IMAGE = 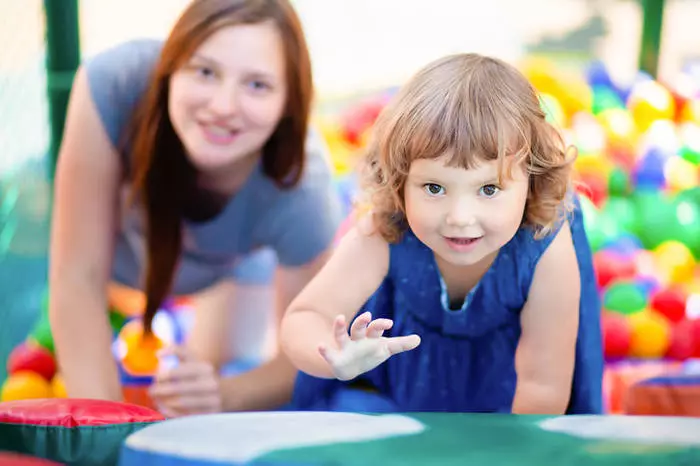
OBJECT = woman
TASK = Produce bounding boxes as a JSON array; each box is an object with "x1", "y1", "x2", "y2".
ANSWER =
[{"x1": 49, "y1": 0, "x2": 341, "y2": 417}]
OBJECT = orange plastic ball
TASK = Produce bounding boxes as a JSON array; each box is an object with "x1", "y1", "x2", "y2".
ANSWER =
[{"x1": 119, "y1": 321, "x2": 164, "y2": 376}]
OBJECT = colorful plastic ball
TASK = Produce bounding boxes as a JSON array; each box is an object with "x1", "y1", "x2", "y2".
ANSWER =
[
  {"x1": 679, "y1": 122, "x2": 700, "y2": 165},
  {"x1": 597, "y1": 108, "x2": 638, "y2": 149},
  {"x1": 680, "y1": 98, "x2": 700, "y2": 124},
  {"x1": 631, "y1": 192, "x2": 678, "y2": 250},
  {"x1": 627, "y1": 80, "x2": 676, "y2": 132},
  {"x1": 603, "y1": 281, "x2": 647, "y2": 315},
  {"x1": 7, "y1": 342, "x2": 57, "y2": 381},
  {"x1": 28, "y1": 318, "x2": 54, "y2": 354},
  {"x1": 607, "y1": 167, "x2": 631, "y2": 197},
  {"x1": 634, "y1": 275, "x2": 661, "y2": 297},
  {"x1": 665, "y1": 319, "x2": 698, "y2": 360},
  {"x1": 591, "y1": 85, "x2": 625, "y2": 115},
  {"x1": 51, "y1": 374, "x2": 67, "y2": 398},
  {"x1": 585, "y1": 61, "x2": 616, "y2": 90},
  {"x1": 665, "y1": 156, "x2": 699, "y2": 192},
  {"x1": 601, "y1": 197, "x2": 636, "y2": 235},
  {"x1": 0, "y1": 371, "x2": 53, "y2": 402},
  {"x1": 593, "y1": 251, "x2": 637, "y2": 289},
  {"x1": 628, "y1": 310, "x2": 671, "y2": 358},
  {"x1": 576, "y1": 173, "x2": 608, "y2": 207},
  {"x1": 119, "y1": 320, "x2": 164, "y2": 377},
  {"x1": 539, "y1": 93, "x2": 566, "y2": 127},
  {"x1": 649, "y1": 287, "x2": 687, "y2": 323},
  {"x1": 574, "y1": 153, "x2": 614, "y2": 180},
  {"x1": 602, "y1": 312, "x2": 631, "y2": 359},
  {"x1": 684, "y1": 294, "x2": 700, "y2": 321},
  {"x1": 601, "y1": 233, "x2": 642, "y2": 257},
  {"x1": 641, "y1": 119, "x2": 681, "y2": 156},
  {"x1": 653, "y1": 240, "x2": 696, "y2": 285},
  {"x1": 633, "y1": 147, "x2": 667, "y2": 191},
  {"x1": 570, "y1": 112, "x2": 606, "y2": 154}
]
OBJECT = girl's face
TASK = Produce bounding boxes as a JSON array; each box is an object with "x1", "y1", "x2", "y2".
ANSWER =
[
  {"x1": 168, "y1": 21, "x2": 287, "y2": 174},
  {"x1": 404, "y1": 155, "x2": 530, "y2": 269}
]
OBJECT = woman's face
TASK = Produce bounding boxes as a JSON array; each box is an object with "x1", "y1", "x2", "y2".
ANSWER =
[{"x1": 168, "y1": 21, "x2": 287, "y2": 174}]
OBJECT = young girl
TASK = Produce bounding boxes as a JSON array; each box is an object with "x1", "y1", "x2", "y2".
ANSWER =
[
  {"x1": 49, "y1": 0, "x2": 341, "y2": 417},
  {"x1": 280, "y1": 53, "x2": 603, "y2": 414}
]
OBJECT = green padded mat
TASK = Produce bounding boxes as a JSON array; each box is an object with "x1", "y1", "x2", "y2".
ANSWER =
[{"x1": 120, "y1": 411, "x2": 700, "y2": 465}]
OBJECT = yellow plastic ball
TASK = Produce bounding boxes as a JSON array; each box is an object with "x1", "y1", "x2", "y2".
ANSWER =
[
  {"x1": 574, "y1": 152, "x2": 614, "y2": 179},
  {"x1": 1, "y1": 371, "x2": 52, "y2": 402},
  {"x1": 51, "y1": 374, "x2": 67, "y2": 398},
  {"x1": 597, "y1": 108, "x2": 638, "y2": 149},
  {"x1": 628, "y1": 310, "x2": 671, "y2": 358},
  {"x1": 653, "y1": 240, "x2": 696, "y2": 285},
  {"x1": 628, "y1": 80, "x2": 676, "y2": 133},
  {"x1": 558, "y1": 78, "x2": 593, "y2": 118}
]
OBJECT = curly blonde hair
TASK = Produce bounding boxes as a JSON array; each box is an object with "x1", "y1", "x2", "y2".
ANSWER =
[{"x1": 358, "y1": 53, "x2": 576, "y2": 243}]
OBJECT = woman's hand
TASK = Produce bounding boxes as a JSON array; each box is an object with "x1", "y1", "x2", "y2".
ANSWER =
[
  {"x1": 318, "y1": 311, "x2": 421, "y2": 381},
  {"x1": 149, "y1": 346, "x2": 223, "y2": 418}
]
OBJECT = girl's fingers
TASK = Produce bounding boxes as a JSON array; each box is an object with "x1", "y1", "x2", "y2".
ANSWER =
[
  {"x1": 349, "y1": 312, "x2": 372, "y2": 340},
  {"x1": 332, "y1": 314, "x2": 351, "y2": 348},
  {"x1": 365, "y1": 318, "x2": 393, "y2": 338},
  {"x1": 385, "y1": 334, "x2": 421, "y2": 356}
]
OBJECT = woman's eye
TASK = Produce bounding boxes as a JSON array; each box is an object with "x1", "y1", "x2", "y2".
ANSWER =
[
  {"x1": 248, "y1": 80, "x2": 271, "y2": 91},
  {"x1": 424, "y1": 183, "x2": 445, "y2": 196},
  {"x1": 480, "y1": 184, "x2": 500, "y2": 197},
  {"x1": 195, "y1": 66, "x2": 215, "y2": 79}
]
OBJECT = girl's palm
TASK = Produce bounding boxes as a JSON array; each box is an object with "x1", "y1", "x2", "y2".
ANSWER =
[{"x1": 318, "y1": 312, "x2": 421, "y2": 381}]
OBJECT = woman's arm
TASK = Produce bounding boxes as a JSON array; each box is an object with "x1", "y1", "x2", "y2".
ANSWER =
[
  {"x1": 49, "y1": 67, "x2": 123, "y2": 401},
  {"x1": 217, "y1": 249, "x2": 333, "y2": 411},
  {"x1": 511, "y1": 220, "x2": 580, "y2": 414},
  {"x1": 280, "y1": 217, "x2": 390, "y2": 379}
]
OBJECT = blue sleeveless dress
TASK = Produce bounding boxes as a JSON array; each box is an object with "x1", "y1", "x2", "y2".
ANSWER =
[{"x1": 291, "y1": 197, "x2": 603, "y2": 414}]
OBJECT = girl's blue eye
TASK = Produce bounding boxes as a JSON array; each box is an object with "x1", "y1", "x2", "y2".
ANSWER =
[
  {"x1": 424, "y1": 183, "x2": 445, "y2": 196},
  {"x1": 480, "y1": 184, "x2": 500, "y2": 197}
]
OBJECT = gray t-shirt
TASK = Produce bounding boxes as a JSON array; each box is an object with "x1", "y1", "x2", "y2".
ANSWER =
[{"x1": 84, "y1": 39, "x2": 342, "y2": 295}]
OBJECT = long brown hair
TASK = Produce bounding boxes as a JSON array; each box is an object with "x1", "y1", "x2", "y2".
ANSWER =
[
  {"x1": 125, "y1": 0, "x2": 313, "y2": 334},
  {"x1": 360, "y1": 53, "x2": 575, "y2": 243}
]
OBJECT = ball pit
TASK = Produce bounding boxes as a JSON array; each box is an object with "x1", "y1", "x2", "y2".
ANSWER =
[{"x1": 1, "y1": 287, "x2": 191, "y2": 406}]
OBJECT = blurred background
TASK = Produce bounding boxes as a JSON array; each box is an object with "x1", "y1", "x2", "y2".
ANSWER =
[{"x1": 2, "y1": 0, "x2": 700, "y2": 416}]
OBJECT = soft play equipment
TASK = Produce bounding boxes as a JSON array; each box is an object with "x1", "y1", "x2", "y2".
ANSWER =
[
  {"x1": 119, "y1": 411, "x2": 700, "y2": 465},
  {"x1": 0, "y1": 398, "x2": 163, "y2": 466},
  {"x1": 1, "y1": 286, "x2": 192, "y2": 410},
  {"x1": 0, "y1": 452, "x2": 62, "y2": 465},
  {"x1": 318, "y1": 58, "x2": 700, "y2": 416}
]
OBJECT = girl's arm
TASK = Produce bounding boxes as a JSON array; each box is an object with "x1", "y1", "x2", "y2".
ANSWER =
[
  {"x1": 280, "y1": 216, "x2": 390, "y2": 378},
  {"x1": 511, "y1": 220, "x2": 580, "y2": 414},
  {"x1": 49, "y1": 67, "x2": 123, "y2": 401}
]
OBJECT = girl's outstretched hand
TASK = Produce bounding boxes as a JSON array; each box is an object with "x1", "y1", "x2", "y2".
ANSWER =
[{"x1": 318, "y1": 311, "x2": 421, "y2": 381}]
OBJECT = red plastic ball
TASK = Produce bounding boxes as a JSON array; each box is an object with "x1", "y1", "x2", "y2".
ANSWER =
[
  {"x1": 593, "y1": 251, "x2": 637, "y2": 289},
  {"x1": 650, "y1": 287, "x2": 687, "y2": 323},
  {"x1": 7, "y1": 342, "x2": 57, "y2": 381},
  {"x1": 665, "y1": 319, "x2": 698, "y2": 360},
  {"x1": 576, "y1": 174, "x2": 608, "y2": 208},
  {"x1": 602, "y1": 311, "x2": 631, "y2": 358}
]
